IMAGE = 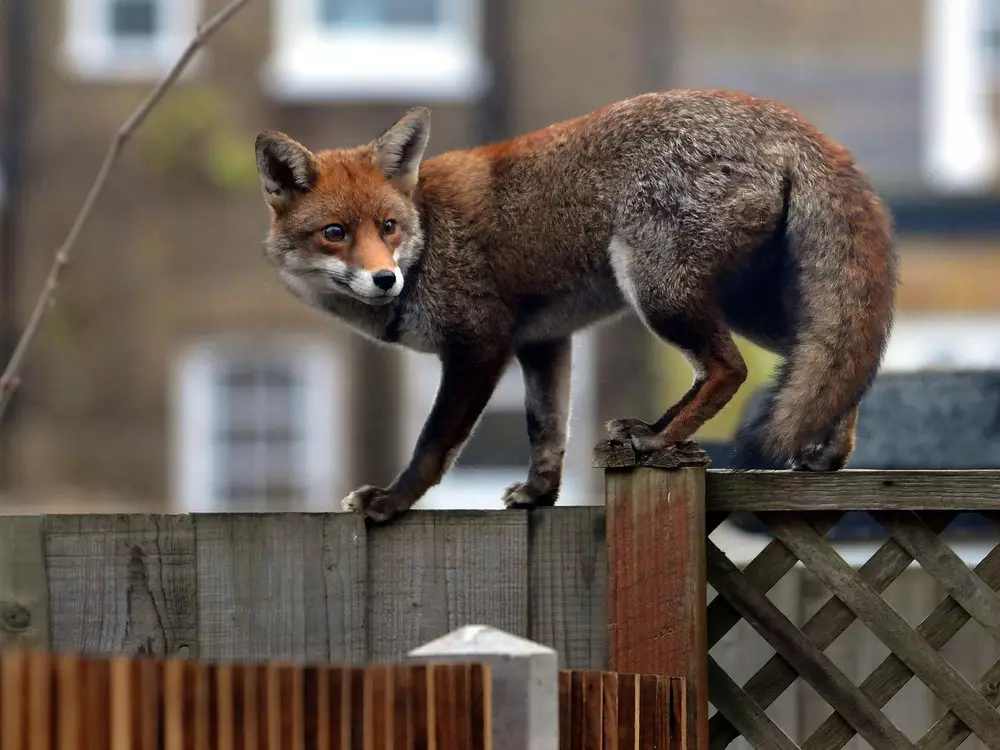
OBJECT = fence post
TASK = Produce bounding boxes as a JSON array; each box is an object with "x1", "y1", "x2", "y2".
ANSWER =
[
  {"x1": 594, "y1": 437, "x2": 710, "y2": 750},
  {"x1": 408, "y1": 624, "x2": 559, "y2": 750}
]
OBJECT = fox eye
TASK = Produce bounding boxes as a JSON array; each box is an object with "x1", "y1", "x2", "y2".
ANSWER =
[
  {"x1": 382, "y1": 219, "x2": 398, "y2": 235},
  {"x1": 322, "y1": 224, "x2": 346, "y2": 242}
]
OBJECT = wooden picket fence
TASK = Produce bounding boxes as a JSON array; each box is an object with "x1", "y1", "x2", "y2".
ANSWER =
[
  {"x1": 0, "y1": 649, "x2": 492, "y2": 749},
  {"x1": 559, "y1": 670, "x2": 686, "y2": 749},
  {"x1": 0, "y1": 650, "x2": 685, "y2": 749}
]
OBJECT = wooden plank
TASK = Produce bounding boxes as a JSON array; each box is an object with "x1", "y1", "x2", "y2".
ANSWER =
[
  {"x1": 803, "y1": 537, "x2": 1000, "y2": 750},
  {"x1": 194, "y1": 513, "x2": 367, "y2": 663},
  {"x1": 602, "y1": 671, "x2": 619, "y2": 750},
  {"x1": 761, "y1": 513, "x2": 1000, "y2": 746},
  {"x1": 528, "y1": 507, "x2": 607, "y2": 670},
  {"x1": 0, "y1": 516, "x2": 47, "y2": 651},
  {"x1": 876, "y1": 510, "x2": 1000, "y2": 642},
  {"x1": 706, "y1": 657, "x2": 798, "y2": 750},
  {"x1": 706, "y1": 540, "x2": 914, "y2": 750},
  {"x1": 470, "y1": 663, "x2": 491, "y2": 750},
  {"x1": 918, "y1": 657, "x2": 1000, "y2": 750},
  {"x1": 45, "y1": 514, "x2": 196, "y2": 656},
  {"x1": 709, "y1": 512, "x2": 957, "y2": 749},
  {"x1": 1, "y1": 649, "x2": 27, "y2": 750},
  {"x1": 367, "y1": 512, "x2": 528, "y2": 662},
  {"x1": 559, "y1": 671, "x2": 572, "y2": 750},
  {"x1": 707, "y1": 512, "x2": 844, "y2": 648},
  {"x1": 605, "y1": 465, "x2": 708, "y2": 750},
  {"x1": 706, "y1": 470, "x2": 1000, "y2": 512}
]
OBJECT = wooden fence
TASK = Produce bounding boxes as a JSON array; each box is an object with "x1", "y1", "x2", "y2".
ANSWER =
[
  {"x1": 0, "y1": 649, "x2": 492, "y2": 749},
  {"x1": 1, "y1": 446, "x2": 999, "y2": 749},
  {"x1": 0, "y1": 649, "x2": 683, "y2": 749}
]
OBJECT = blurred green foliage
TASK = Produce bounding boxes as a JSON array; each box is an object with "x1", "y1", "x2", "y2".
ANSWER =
[{"x1": 139, "y1": 86, "x2": 258, "y2": 190}]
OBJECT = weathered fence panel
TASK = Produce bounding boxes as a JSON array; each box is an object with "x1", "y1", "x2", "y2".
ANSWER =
[{"x1": 0, "y1": 508, "x2": 606, "y2": 668}]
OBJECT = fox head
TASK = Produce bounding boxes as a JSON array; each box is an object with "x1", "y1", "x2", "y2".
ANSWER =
[{"x1": 254, "y1": 107, "x2": 430, "y2": 306}]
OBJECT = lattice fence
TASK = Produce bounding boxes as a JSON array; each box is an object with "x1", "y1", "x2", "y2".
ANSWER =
[{"x1": 705, "y1": 498, "x2": 1000, "y2": 750}]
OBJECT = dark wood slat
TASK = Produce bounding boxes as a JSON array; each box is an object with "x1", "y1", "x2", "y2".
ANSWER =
[
  {"x1": 761, "y1": 513, "x2": 1000, "y2": 745},
  {"x1": 655, "y1": 677, "x2": 670, "y2": 750},
  {"x1": 876, "y1": 510, "x2": 1000, "y2": 642},
  {"x1": 706, "y1": 657, "x2": 799, "y2": 750},
  {"x1": 617, "y1": 674, "x2": 637, "y2": 750},
  {"x1": 706, "y1": 470, "x2": 1000, "y2": 511},
  {"x1": 559, "y1": 671, "x2": 572, "y2": 750},
  {"x1": 706, "y1": 512, "x2": 845, "y2": 648},
  {"x1": 707, "y1": 540, "x2": 914, "y2": 750},
  {"x1": 803, "y1": 538, "x2": 1000, "y2": 750},
  {"x1": 470, "y1": 664, "x2": 490, "y2": 750},
  {"x1": 602, "y1": 671, "x2": 619, "y2": 750},
  {"x1": 581, "y1": 671, "x2": 603, "y2": 750},
  {"x1": 638, "y1": 675, "x2": 659, "y2": 750},
  {"x1": 710, "y1": 512, "x2": 957, "y2": 748}
]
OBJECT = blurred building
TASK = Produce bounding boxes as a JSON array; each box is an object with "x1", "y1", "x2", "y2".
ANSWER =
[{"x1": 1, "y1": 0, "x2": 999, "y2": 510}]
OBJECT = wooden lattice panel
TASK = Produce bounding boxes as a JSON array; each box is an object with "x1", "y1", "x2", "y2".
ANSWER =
[
  {"x1": 0, "y1": 650, "x2": 491, "y2": 748},
  {"x1": 705, "y1": 500, "x2": 1000, "y2": 750}
]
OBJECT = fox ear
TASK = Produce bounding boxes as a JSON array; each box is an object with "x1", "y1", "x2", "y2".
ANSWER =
[
  {"x1": 255, "y1": 130, "x2": 318, "y2": 209},
  {"x1": 371, "y1": 107, "x2": 430, "y2": 194}
]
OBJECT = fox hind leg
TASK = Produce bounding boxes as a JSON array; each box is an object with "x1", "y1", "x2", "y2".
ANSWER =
[
  {"x1": 608, "y1": 237, "x2": 748, "y2": 452},
  {"x1": 503, "y1": 338, "x2": 572, "y2": 508}
]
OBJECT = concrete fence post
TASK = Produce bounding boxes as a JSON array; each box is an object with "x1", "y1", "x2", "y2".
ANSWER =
[{"x1": 408, "y1": 624, "x2": 558, "y2": 750}]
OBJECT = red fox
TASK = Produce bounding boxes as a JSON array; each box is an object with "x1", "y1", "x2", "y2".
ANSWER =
[{"x1": 254, "y1": 89, "x2": 897, "y2": 522}]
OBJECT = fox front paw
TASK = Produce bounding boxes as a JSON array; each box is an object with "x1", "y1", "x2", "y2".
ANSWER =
[
  {"x1": 341, "y1": 485, "x2": 410, "y2": 523},
  {"x1": 501, "y1": 481, "x2": 558, "y2": 510}
]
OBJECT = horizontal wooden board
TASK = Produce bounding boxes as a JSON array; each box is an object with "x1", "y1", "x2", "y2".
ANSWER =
[{"x1": 706, "y1": 470, "x2": 1000, "y2": 511}]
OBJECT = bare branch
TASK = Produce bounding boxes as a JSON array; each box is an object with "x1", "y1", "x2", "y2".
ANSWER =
[{"x1": 0, "y1": 0, "x2": 255, "y2": 423}]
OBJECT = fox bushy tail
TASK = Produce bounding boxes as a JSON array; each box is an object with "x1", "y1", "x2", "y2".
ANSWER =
[{"x1": 731, "y1": 156, "x2": 898, "y2": 469}]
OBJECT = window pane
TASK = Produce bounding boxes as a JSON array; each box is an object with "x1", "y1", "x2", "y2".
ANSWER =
[
  {"x1": 211, "y1": 353, "x2": 312, "y2": 507},
  {"x1": 110, "y1": 0, "x2": 158, "y2": 37},
  {"x1": 319, "y1": 0, "x2": 439, "y2": 28}
]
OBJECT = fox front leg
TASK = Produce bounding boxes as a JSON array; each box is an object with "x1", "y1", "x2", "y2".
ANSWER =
[
  {"x1": 502, "y1": 338, "x2": 571, "y2": 509},
  {"x1": 342, "y1": 346, "x2": 510, "y2": 522}
]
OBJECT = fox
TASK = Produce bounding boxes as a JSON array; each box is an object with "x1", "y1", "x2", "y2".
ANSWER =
[{"x1": 254, "y1": 89, "x2": 898, "y2": 522}]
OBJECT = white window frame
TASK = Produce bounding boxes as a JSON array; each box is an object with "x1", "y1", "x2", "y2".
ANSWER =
[
  {"x1": 922, "y1": 0, "x2": 999, "y2": 191},
  {"x1": 399, "y1": 332, "x2": 601, "y2": 511},
  {"x1": 62, "y1": 0, "x2": 200, "y2": 80},
  {"x1": 171, "y1": 335, "x2": 350, "y2": 512},
  {"x1": 880, "y1": 313, "x2": 1000, "y2": 372},
  {"x1": 264, "y1": 0, "x2": 487, "y2": 101}
]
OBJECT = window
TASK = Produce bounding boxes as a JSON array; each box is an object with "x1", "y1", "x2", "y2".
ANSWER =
[
  {"x1": 922, "y1": 0, "x2": 999, "y2": 191},
  {"x1": 266, "y1": 0, "x2": 486, "y2": 101},
  {"x1": 172, "y1": 336, "x2": 348, "y2": 511},
  {"x1": 63, "y1": 0, "x2": 199, "y2": 79},
  {"x1": 399, "y1": 333, "x2": 601, "y2": 510}
]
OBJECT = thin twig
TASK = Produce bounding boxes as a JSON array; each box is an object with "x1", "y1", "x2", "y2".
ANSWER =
[{"x1": 0, "y1": 0, "x2": 254, "y2": 423}]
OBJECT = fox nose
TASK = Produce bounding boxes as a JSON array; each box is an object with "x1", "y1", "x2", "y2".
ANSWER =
[{"x1": 372, "y1": 269, "x2": 397, "y2": 291}]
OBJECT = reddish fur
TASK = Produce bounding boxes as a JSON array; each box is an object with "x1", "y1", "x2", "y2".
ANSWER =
[{"x1": 255, "y1": 89, "x2": 898, "y2": 520}]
